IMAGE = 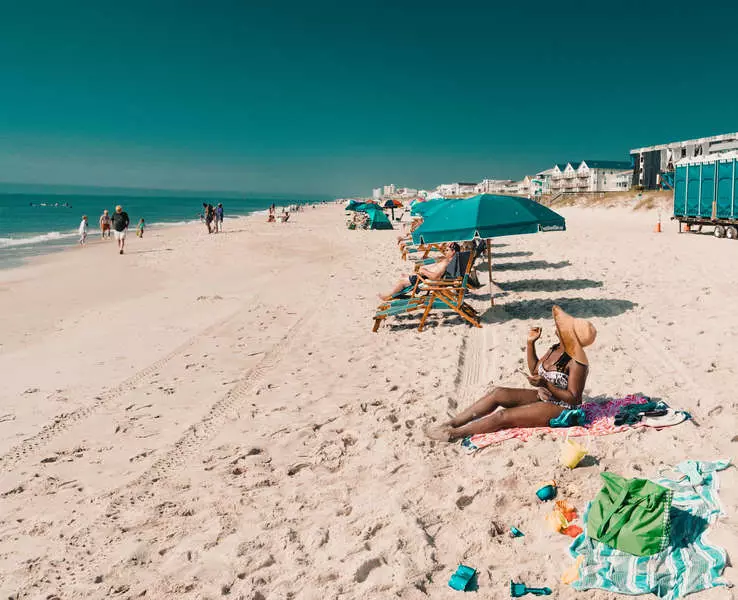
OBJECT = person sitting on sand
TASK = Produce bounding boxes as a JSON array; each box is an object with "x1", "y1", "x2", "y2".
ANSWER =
[
  {"x1": 426, "y1": 306, "x2": 596, "y2": 441},
  {"x1": 378, "y1": 242, "x2": 459, "y2": 301}
]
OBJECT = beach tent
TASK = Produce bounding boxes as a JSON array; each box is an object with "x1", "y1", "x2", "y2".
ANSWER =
[
  {"x1": 345, "y1": 199, "x2": 367, "y2": 211},
  {"x1": 411, "y1": 194, "x2": 565, "y2": 304},
  {"x1": 364, "y1": 205, "x2": 394, "y2": 230}
]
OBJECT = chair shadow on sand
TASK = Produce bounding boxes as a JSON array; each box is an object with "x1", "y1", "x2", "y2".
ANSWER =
[
  {"x1": 481, "y1": 297, "x2": 637, "y2": 322},
  {"x1": 491, "y1": 260, "x2": 571, "y2": 272},
  {"x1": 497, "y1": 278, "x2": 604, "y2": 293},
  {"x1": 490, "y1": 251, "x2": 534, "y2": 259}
]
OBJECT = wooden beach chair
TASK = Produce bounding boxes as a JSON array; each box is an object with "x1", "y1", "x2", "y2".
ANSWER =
[
  {"x1": 401, "y1": 241, "x2": 446, "y2": 261},
  {"x1": 373, "y1": 250, "x2": 481, "y2": 332}
]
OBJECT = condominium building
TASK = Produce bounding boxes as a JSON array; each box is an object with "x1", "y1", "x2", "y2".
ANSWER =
[
  {"x1": 548, "y1": 160, "x2": 632, "y2": 193},
  {"x1": 382, "y1": 184, "x2": 396, "y2": 196},
  {"x1": 435, "y1": 182, "x2": 478, "y2": 196},
  {"x1": 372, "y1": 187, "x2": 382, "y2": 199}
]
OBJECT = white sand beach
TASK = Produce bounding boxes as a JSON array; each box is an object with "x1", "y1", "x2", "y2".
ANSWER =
[{"x1": 0, "y1": 204, "x2": 735, "y2": 599}]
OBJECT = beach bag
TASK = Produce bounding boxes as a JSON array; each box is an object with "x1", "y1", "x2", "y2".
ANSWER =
[{"x1": 587, "y1": 473, "x2": 672, "y2": 556}]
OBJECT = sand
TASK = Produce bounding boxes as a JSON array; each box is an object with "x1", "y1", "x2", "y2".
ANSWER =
[{"x1": 0, "y1": 205, "x2": 735, "y2": 599}]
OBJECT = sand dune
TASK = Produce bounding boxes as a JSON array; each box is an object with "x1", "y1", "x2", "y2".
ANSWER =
[{"x1": 0, "y1": 205, "x2": 735, "y2": 598}]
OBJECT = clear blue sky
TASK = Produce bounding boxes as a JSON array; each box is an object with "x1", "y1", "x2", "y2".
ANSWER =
[{"x1": 1, "y1": 0, "x2": 737, "y2": 196}]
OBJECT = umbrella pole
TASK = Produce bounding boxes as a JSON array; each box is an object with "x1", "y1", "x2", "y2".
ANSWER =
[{"x1": 487, "y1": 238, "x2": 493, "y2": 306}]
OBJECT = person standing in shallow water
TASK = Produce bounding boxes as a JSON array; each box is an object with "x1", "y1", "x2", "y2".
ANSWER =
[
  {"x1": 425, "y1": 305, "x2": 596, "y2": 441},
  {"x1": 111, "y1": 205, "x2": 130, "y2": 255},
  {"x1": 78, "y1": 215, "x2": 88, "y2": 246}
]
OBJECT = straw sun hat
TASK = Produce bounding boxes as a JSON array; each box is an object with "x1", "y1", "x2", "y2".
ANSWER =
[{"x1": 552, "y1": 305, "x2": 596, "y2": 366}]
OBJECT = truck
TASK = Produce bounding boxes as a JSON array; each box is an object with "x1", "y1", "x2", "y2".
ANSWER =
[{"x1": 672, "y1": 152, "x2": 738, "y2": 238}]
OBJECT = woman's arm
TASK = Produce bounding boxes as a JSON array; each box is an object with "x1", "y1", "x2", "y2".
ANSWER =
[
  {"x1": 525, "y1": 327, "x2": 542, "y2": 374},
  {"x1": 543, "y1": 361, "x2": 587, "y2": 406},
  {"x1": 526, "y1": 341, "x2": 539, "y2": 374}
]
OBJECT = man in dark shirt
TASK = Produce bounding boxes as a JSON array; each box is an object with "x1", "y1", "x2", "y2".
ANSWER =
[{"x1": 111, "y1": 205, "x2": 130, "y2": 255}]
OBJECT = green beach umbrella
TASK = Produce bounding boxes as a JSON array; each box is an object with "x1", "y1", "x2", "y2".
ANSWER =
[
  {"x1": 363, "y1": 204, "x2": 393, "y2": 230},
  {"x1": 411, "y1": 194, "x2": 565, "y2": 305},
  {"x1": 410, "y1": 197, "x2": 449, "y2": 217},
  {"x1": 345, "y1": 199, "x2": 368, "y2": 211},
  {"x1": 411, "y1": 194, "x2": 565, "y2": 244}
]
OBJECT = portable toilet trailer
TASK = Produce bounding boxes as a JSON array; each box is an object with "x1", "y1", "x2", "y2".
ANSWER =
[{"x1": 673, "y1": 152, "x2": 738, "y2": 238}]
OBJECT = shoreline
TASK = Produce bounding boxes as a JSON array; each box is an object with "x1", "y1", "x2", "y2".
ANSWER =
[{"x1": 0, "y1": 200, "x2": 328, "y2": 270}]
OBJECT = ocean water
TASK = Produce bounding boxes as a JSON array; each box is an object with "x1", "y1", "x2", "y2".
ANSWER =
[{"x1": 0, "y1": 192, "x2": 324, "y2": 267}]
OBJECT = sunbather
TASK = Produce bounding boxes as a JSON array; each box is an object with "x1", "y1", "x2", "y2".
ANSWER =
[
  {"x1": 379, "y1": 242, "x2": 459, "y2": 301},
  {"x1": 425, "y1": 306, "x2": 596, "y2": 441}
]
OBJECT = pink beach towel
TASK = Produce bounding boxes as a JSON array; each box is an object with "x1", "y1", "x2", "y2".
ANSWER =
[{"x1": 463, "y1": 395, "x2": 648, "y2": 452}]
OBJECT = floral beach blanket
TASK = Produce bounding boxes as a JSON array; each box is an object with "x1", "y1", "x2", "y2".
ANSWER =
[{"x1": 462, "y1": 394, "x2": 648, "y2": 452}]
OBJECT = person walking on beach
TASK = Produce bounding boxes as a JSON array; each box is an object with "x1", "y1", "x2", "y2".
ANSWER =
[
  {"x1": 111, "y1": 205, "x2": 130, "y2": 255},
  {"x1": 99, "y1": 209, "x2": 112, "y2": 239},
  {"x1": 215, "y1": 203, "x2": 224, "y2": 232},
  {"x1": 78, "y1": 215, "x2": 88, "y2": 246},
  {"x1": 203, "y1": 202, "x2": 215, "y2": 233},
  {"x1": 136, "y1": 218, "x2": 145, "y2": 238}
]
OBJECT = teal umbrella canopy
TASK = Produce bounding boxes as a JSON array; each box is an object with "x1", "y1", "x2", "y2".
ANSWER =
[
  {"x1": 411, "y1": 194, "x2": 565, "y2": 244},
  {"x1": 363, "y1": 205, "x2": 393, "y2": 230},
  {"x1": 410, "y1": 197, "x2": 448, "y2": 217},
  {"x1": 345, "y1": 199, "x2": 374, "y2": 212}
]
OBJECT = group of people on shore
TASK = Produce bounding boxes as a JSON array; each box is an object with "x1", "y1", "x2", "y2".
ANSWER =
[
  {"x1": 78, "y1": 206, "x2": 143, "y2": 255},
  {"x1": 202, "y1": 203, "x2": 224, "y2": 234},
  {"x1": 267, "y1": 203, "x2": 290, "y2": 223}
]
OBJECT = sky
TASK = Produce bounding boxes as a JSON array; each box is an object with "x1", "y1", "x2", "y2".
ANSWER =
[{"x1": 1, "y1": 0, "x2": 738, "y2": 196}]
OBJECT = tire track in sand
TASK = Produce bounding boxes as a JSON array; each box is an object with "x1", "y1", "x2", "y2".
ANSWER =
[
  {"x1": 49, "y1": 306, "x2": 318, "y2": 593},
  {"x1": 454, "y1": 326, "x2": 487, "y2": 405},
  {"x1": 0, "y1": 306, "x2": 246, "y2": 474}
]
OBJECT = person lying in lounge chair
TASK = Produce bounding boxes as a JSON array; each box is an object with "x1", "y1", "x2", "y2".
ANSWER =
[
  {"x1": 425, "y1": 306, "x2": 596, "y2": 441},
  {"x1": 378, "y1": 242, "x2": 459, "y2": 301}
]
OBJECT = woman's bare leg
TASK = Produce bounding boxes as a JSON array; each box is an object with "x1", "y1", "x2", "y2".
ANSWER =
[
  {"x1": 446, "y1": 401, "x2": 564, "y2": 440},
  {"x1": 448, "y1": 387, "x2": 539, "y2": 427}
]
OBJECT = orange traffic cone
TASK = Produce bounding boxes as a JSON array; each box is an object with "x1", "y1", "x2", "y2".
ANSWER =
[{"x1": 654, "y1": 220, "x2": 661, "y2": 233}]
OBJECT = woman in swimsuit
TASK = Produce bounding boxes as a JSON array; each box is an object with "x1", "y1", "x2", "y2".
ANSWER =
[{"x1": 426, "y1": 305, "x2": 596, "y2": 441}]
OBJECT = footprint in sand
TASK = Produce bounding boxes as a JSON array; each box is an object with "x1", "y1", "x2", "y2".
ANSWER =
[{"x1": 314, "y1": 441, "x2": 344, "y2": 472}]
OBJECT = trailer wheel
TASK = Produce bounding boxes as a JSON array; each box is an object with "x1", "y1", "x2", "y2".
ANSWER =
[
  {"x1": 714, "y1": 225, "x2": 726, "y2": 238},
  {"x1": 727, "y1": 226, "x2": 738, "y2": 240}
]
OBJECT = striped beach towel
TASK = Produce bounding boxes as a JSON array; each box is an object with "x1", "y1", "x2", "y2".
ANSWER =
[
  {"x1": 463, "y1": 394, "x2": 647, "y2": 451},
  {"x1": 569, "y1": 460, "x2": 731, "y2": 599}
]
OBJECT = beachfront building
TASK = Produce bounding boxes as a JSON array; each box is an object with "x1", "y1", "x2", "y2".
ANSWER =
[
  {"x1": 382, "y1": 184, "x2": 397, "y2": 196},
  {"x1": 578, "y1": 160, "x2": 632, "y2": 192},
  {"x1": 396, "y1": 187, "x2": 418, "y2": 198},
  {"x1": 435, "y1": 182, "x2": 478, "y2": 196},
  {"x1": 630, "y1": 132, "x2": 738, "y2": 190},
  {"x1": 475, "y1": 179, "x2": 511, "y2": 194},
  {"x1": 372, "y1": 187, "x2": 382, "y2": 200},
  {"x1": 548, "y1": 161, "x2": 631, "y2": 193},
  {"x1": 534, "y1": 167, "x2": 556, "y2": 195}
]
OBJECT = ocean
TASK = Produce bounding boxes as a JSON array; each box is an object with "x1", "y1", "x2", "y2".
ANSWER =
[{"x1": 0, "y1": 192, "x2": 325, "y2": 268}]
